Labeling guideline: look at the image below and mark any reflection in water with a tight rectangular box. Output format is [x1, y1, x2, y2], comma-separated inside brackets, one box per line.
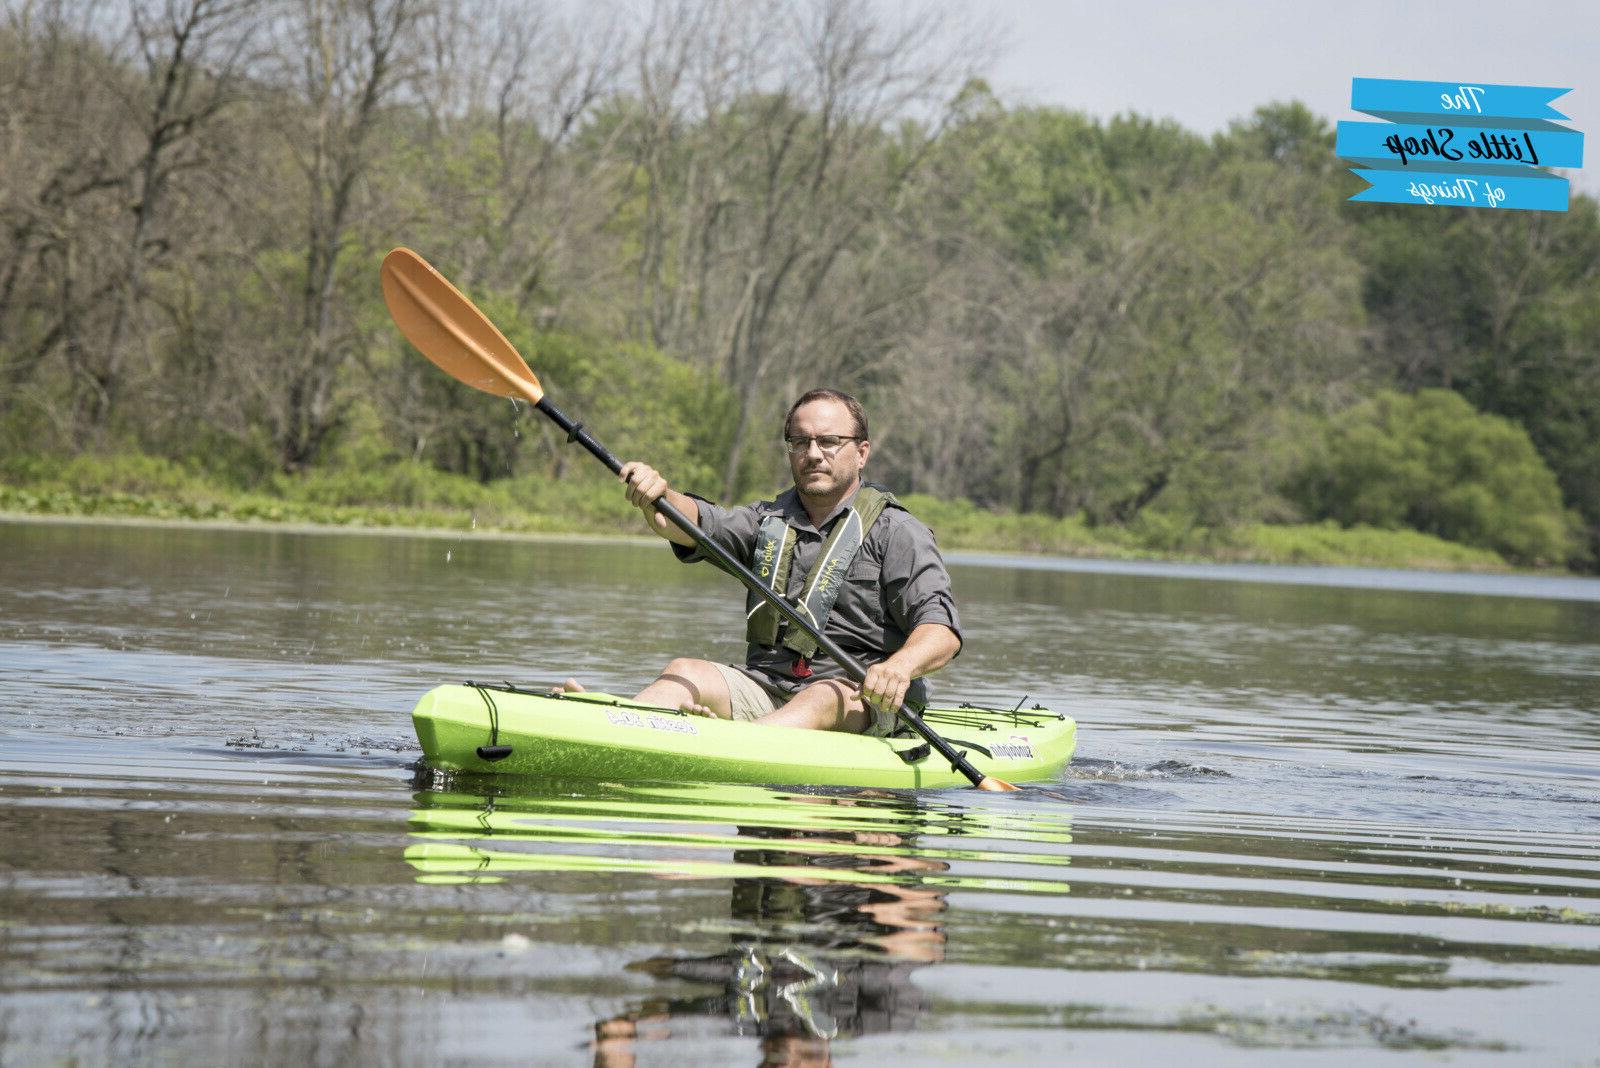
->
[7, 521, 1600, 1061]
[405, 783, 1070, 1065]
[593, 824, 945, 1066]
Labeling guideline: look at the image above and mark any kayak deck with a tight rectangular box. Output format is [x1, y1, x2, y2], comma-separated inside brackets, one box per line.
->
[412, 682, 1076, 788]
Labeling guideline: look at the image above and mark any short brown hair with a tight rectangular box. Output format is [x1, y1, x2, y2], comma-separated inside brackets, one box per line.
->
[783, 388, 868, 441]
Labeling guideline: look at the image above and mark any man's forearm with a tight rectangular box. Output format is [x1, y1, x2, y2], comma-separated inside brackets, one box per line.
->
[647, 488, 700, 546]
[858, 622, 960, 713]
[885, 623, 961, 678]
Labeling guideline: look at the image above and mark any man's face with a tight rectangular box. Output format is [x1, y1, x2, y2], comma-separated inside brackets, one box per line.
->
[787, 399, 870, 501]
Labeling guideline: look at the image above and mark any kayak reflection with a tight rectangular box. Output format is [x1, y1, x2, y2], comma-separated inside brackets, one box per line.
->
[403, 782, 1073, 1062]
[404, 781, 1075, 893]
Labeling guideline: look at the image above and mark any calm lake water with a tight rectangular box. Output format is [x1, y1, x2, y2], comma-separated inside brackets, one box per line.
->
[2, 518, 1598, 1064]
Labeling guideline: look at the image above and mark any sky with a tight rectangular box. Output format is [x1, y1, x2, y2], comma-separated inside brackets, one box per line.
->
[959, 0, 1597, 194]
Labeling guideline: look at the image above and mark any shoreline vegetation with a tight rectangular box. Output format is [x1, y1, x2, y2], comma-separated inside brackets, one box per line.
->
[5, 4, 1596, 577]
[0, 454, 1515, 573]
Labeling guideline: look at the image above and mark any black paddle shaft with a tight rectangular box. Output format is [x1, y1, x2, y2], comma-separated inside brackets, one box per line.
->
[533, 396, 991, 787]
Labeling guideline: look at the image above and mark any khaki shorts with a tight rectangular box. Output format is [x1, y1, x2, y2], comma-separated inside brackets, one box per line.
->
[709, 664, 780, 723]
[709, 664, 897, 737]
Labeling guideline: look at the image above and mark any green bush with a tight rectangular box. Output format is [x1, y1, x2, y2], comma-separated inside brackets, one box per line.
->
[0, 453, 215, 499]
[1289, 389, 1575, 565]
[272, 461, 506, 510]
[1235, 521, 1505, 569]
[522, 328, 735, 496]
[898, 493, 1147, 558]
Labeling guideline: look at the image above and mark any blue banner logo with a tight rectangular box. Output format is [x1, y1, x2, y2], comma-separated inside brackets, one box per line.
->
[1351, 78, 1571, 124]
[1338, 78, 1583, 211]
[1348, 169, 1569, 212]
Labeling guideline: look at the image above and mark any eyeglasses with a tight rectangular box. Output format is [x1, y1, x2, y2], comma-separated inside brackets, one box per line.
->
[783, 435, 863, 456]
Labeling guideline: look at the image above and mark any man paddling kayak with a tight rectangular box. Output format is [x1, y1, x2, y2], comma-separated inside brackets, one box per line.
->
[565, 389, 961, 735]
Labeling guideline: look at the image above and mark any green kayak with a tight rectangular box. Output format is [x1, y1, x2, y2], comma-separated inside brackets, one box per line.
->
[412, 683, 1077, 788]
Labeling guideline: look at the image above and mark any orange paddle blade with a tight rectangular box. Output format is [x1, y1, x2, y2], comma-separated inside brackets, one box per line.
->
[380, 247, 544, 404]
[977, 776, 1021, 792]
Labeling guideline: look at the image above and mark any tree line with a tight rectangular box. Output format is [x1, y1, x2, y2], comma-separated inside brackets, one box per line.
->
[3, 0, 1596, 568]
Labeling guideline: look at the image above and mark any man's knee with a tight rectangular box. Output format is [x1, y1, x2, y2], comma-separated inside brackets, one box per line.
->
[769, 678, 868, 732]
[657, 658, 725, 702]
[661, 657, 719, 683]
[799, 678, 862, 717]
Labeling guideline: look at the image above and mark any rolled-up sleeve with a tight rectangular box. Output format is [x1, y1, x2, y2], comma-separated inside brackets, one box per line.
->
[670, 495, 761, 567]
[879, 514, 962, 650]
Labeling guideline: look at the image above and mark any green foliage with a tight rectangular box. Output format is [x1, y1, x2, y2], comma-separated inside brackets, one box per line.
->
[0, 452, 1533, 572]
[271, 461, 507, 511]
[0, 450, 643, 534]
[936, 105, 1116, 268]
[0, 452, 216, 499]
[930, 105, 1208, 273]
[1233, 521, 1506, 570]
[1212, 101, 1345, 189]
[1289, 390, 1576, 565]
[899, 493, 1130, 557]
[979, 155, 1364, 526]
[1350, 198, 1600, 564]
[3, 3, 1595, 570]
[510, 325, 736, 497]
[899, 492, 1509, 569]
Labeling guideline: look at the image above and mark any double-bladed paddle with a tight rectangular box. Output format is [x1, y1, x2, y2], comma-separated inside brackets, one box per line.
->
[380, 246, 1018, 792]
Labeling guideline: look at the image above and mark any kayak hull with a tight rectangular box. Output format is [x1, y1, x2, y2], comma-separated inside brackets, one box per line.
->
[412, 683, 1076, 788]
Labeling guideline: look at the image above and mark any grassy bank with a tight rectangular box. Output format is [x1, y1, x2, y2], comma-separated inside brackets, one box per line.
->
[0, 453, 641, 534]
[0, 452, 1513, 572]
[899, 494, 1509, 570]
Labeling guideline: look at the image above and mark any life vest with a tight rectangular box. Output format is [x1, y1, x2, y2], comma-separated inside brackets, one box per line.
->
[745, 484, 899, 659]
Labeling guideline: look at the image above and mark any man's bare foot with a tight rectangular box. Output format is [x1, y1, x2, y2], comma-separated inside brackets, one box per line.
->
[551, 678, 586, 695]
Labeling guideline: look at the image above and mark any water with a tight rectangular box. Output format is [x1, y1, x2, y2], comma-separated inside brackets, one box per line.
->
[2, 518, 1598, 1064]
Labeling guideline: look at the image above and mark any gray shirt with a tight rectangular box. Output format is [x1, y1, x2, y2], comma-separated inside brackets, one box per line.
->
[673, 484, 962, 702]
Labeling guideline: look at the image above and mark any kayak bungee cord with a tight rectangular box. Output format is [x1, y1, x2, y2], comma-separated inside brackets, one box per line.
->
[468, 683, 511, 762]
